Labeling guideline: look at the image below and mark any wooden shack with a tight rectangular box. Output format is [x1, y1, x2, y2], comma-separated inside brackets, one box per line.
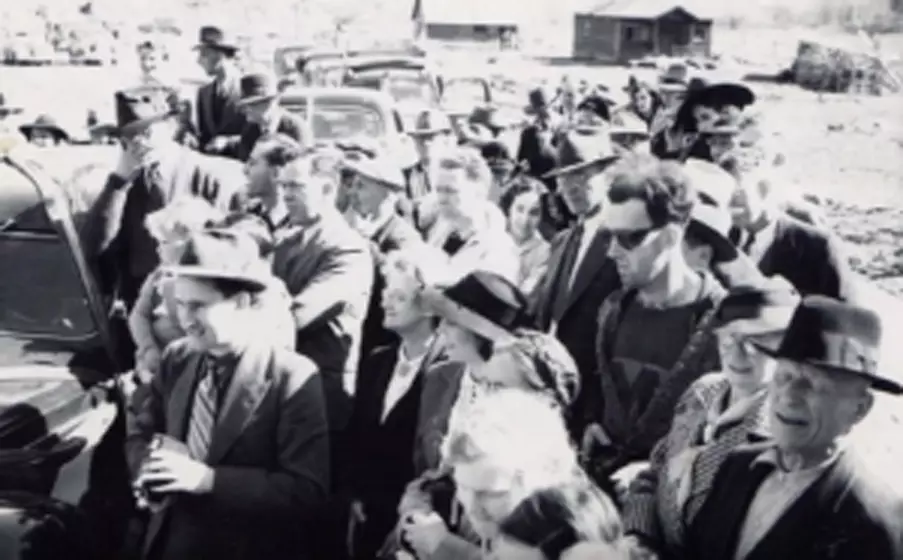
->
[573, 0, 712, 63]
[412, 0, 519, 48]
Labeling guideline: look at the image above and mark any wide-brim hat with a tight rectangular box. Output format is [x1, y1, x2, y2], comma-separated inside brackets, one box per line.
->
[19, 114, 69, 142]
[409, 108, 453, 137]
[753, 296, 902, 395]
[0, 93, 23, 116]
[543, 130, 619, 178]
[193, 25, 238, 54]
[343, 153, 406, 192]
[469, 106, 507, 133]
[115, 87, 178, 135]
[692, 81, 756, 110]
[576, 95, 611, 123]
[609, 115, 651, 143]
[683, 158, 739, 262]
[421, 270, 531, 345]
[713, 276, 800, 339]
[167, 230, 269, 293]
[657, 62, 691, 92]
[525, 87, 550, 113]
[237, 72, 279, 106]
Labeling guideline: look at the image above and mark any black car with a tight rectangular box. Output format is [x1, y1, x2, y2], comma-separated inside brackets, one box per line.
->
[0, 143, 134, 559]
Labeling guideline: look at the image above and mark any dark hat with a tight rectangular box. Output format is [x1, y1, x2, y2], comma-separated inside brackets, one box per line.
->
[543, 131, 619, 178]
[754, 296, 902, 395]
[576, 95, 611, 123]
[480, 140, 513, 162]
[237, 72, 278, 105]
[691, 81, 756, 110]
[168, 230, 269, 293]
[713, 277, 800, 338]
[409, 108, 453, 137]
[0, 93, 23, 116]
[115, 87, 177, 134]
[193, 25, 238, 54]
[421, 270, 532, 344]
[468, 106, 507, 133]
[524, 87, 550, 113]
[19, 114, 69, 142]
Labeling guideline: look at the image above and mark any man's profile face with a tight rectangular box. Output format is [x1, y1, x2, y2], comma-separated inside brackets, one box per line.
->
[244, 144, 275, 197]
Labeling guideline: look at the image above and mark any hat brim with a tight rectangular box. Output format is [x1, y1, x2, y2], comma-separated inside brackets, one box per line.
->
[237, 94, 277, 106]
[543, 154, 619, 179]
[687, 213, 738, 264]
[119, 110, 176, 135]
[421, 285, 517, 345]
[751, 344, 903, 395]
[167, 265, 268, 293]
[193, 43, 238, 54]
[20, 124, 69, 141]
[409, 128, 451, 137]
[343, 160, 405, 191]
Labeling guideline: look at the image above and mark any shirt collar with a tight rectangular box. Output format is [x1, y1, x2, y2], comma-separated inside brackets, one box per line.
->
[751, 445, 843, 473]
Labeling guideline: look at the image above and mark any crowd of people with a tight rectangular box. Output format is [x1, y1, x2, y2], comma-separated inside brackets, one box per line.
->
[65, 22, 903, 560]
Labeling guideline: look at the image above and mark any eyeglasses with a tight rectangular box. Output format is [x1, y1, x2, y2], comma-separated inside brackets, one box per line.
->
[611, 227, 656, 251]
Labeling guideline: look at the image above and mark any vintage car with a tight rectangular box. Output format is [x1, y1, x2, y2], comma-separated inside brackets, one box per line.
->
[0, 139, 134, 559]
[279, 86, 418, 167]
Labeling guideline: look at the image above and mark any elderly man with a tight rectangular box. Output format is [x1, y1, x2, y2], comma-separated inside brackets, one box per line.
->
[128, 231, 330, 560]
[686, 296, 903, 560]
[81, 87, 243, 312]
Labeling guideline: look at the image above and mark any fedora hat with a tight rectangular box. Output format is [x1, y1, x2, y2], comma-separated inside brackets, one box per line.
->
[115, 87, 177, 135]
[237, 72, 279, 106]
[609, 118, 651, 144]
[421, 270, 532, 344]
[0, 93, 23, 117]
[193, 25, 238, 54]
[713, 277, 799, 345]
[691, 80, 756, 110]
[409, 108, 453, 137]
[543, 131, 619, 178]
[168, 230, 269, 293]
[524, 87, 551, 114]
[19, 114, 69, 142]
[343, 153, 406, 192]
[683, 158, 739, 263]
[754, 296, 902, 395]
[576, 95, 611, 123]
[468, 106, 507, 134]
[657, 62, 692, 92]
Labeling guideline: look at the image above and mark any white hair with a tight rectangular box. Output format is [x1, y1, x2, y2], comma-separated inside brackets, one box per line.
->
[442, 388, 578, 490]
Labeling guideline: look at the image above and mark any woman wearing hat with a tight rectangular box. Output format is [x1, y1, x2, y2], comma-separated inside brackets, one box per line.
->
[620, 278, 800, 559]
[19, 114, 70, 147]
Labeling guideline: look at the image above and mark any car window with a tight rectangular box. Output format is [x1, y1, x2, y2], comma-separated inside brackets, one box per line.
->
[0, 162, 53, 233]
[385, 74, 436, 104]
[0, 161, 96, 338]
[282, 98, 386, 141]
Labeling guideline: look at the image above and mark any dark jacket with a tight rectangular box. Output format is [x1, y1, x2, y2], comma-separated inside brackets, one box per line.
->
[685, 444, 903, 560]
[757, 213, 857, 301]
[80, 147, 244, 308]
[195, 74, 249, 155]
[232, 110, 306, 162]
[128, 339, 331, 560]
[530, 227, 621, 439]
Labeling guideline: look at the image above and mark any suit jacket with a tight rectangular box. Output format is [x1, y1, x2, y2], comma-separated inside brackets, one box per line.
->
[232, 110, 306, 162]
[271, 211, 374, 434]
[359, 213, 424, 363]
[685, 445, 903, 560]
[757, 213, 856, 301]
[531, 227, 621, 437]
[128, 338, 330, 560]
[80, 147, 244, 307]
[195, 72, 249, 154]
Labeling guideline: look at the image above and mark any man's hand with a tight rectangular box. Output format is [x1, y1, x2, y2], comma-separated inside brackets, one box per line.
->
[137, 448, 215, 495]
[624, 535, 659, 560]
[401, 511, 448, 558]
[113, 145, 141, 181]
[203, 136, 233, 154]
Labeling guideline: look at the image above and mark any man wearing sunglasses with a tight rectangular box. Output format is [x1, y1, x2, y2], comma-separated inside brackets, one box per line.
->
[580, 154, 723, 500]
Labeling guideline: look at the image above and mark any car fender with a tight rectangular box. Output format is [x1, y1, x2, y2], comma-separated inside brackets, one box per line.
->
[0, 492, 97, 559]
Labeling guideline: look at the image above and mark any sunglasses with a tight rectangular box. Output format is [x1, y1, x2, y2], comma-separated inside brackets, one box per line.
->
[611, 227, 657, 251]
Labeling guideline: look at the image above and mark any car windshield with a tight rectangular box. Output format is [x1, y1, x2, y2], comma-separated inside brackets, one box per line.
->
[281, 96, 386, 141]
[384, 74, 435, 104]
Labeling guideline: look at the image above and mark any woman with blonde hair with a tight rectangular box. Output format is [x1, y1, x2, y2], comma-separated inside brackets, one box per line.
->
[128, 196, 224, 378]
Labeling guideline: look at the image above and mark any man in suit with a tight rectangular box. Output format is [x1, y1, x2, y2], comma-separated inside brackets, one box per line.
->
[530, 132, 621, 439]
[342, 146, 424, 362]
[193, 26, 248, 156]
[229, 71, 306, 162]
[240, 135, 294, 231]
[128, 231, 330, 560]
[726, 147, 856, 300]
[686, 296, 903, 560]
[80, 87, 244, 311]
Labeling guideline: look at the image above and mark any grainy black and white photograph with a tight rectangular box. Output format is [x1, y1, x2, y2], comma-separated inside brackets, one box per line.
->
[1, 0, 902, 558]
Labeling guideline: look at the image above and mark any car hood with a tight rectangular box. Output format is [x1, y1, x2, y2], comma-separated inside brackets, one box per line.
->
[0, 367, 98, 450]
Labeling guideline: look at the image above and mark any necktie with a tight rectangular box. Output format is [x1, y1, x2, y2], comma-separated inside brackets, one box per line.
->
[551, 221, 584, 321]
[186, 357, 220, 462]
